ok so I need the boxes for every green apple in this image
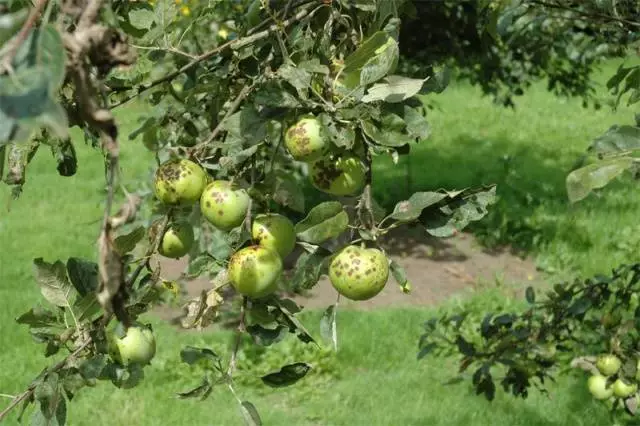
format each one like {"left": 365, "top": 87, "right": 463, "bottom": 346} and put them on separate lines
{"left": 154, "top": 159, "right": 207, "bottom": 206}
{"left": 157, "top": 222, "right": 194, "bottom": 259}
{"left": 596, "top": 354, "right": 622, "bottom": 377}
{"left": 109, "top": 325, "right": 156, "bottom": 366}
{"left": 284, "top": 116, "right": 329, "bottom": 162}
{"left": 228, "top": 245, "right": 283, "bottom": 299}
{"left": 252, "top": 213, "right": 296, "bottom": 258}
{"left": 613, "top": 378, "right": 638, "bottom": 398}
{"left": 309, "top": 153, "right": 366, "bottom": 196}
{"left": 200, "top": 180, "right": 250, "bottom": 231}
{"left": 588, "top": 374, "right": 614, "bottom": 400}
{"left": 328, "top": 245, "right": 389, "bottom": 301}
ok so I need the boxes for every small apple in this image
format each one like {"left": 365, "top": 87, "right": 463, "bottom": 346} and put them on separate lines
{"left": 328, "top": 245, "right": 389, "bottom": 301}
{"left": 309, "top": 153, "right": 367, "bottom": 196}
{"left": 596, "top": 354, "right": 622, "bottom": 377}
{"left": 252, "top": 213, "right": 296, "bottom": 258}
{"left": 157, "top": 222, "right": 194, "bottom": 259}
{"left": 284, "top": 116, "right": 329, "bottom": 162}
{"left": 200, "top": 180, "right": 250, "bottom": 231}
{"left": 154, "top": 159, "right": 207, "bottom": 206}
{"left": 588, "top": 374, "right": 613, "bottom": 400}
{"left": 109, "top": 325, "right": 156, "bottom": 366}
{"left": 613, "top": 378, "right": 638, "bottom": 398}
{"left": 228, "top": 245, "right": 283, "bottom": 299}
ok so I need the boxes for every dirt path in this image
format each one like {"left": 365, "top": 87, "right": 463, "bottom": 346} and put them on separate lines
{"left": 153, "top": 227, "right": 540, "bottom": 322}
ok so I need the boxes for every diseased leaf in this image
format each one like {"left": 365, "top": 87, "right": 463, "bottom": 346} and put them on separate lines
{"left": 272, "top": 173, "right": 305, "bottom": 213}
{"left": 246, "top": 324, "right": 288, "bottom": 346}
{"left": 33, "top": 258, "right": 77, "bottom": 307}
{"left": 566, "top": 157, "right": 633, "bottom": 203}
{"left": 361, "top": 75, "right": 428, "bottom": 103}
{"left": 589, "top": 125, "right": 640, "bottom": 155}
{"left": 16, "top": 307, "right": 58, "bottom": 328}
{"left": 390, "top": 260, "right": 410, "bottom": 293}
{"left": 319, "top": 304, "right": 338, "bottom": 351}
{"left": 295, "top": 202, "right": 349, "bottom": 244}
{"left": 239, "top": 401, "right": 262, "bottom": 426}
{"left": 278, "top": 63, "right": 311, "bottom": 98}
{"left": 390, "top": 191, "right": 447, "bottom": 222}
{"left": 113, "top": 226, "right": 146, "bottom": 255}
{"left": 261, "top": 362, "right": 312, "bottom": 388}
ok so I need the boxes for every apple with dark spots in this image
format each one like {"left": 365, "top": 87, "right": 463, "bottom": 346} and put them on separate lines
{"left": 252, "top": 213, "right": 296, "bottom": 258}
{"left": 309, "top": 153, "right": 366, "bottom": 196}
{"left": 228, "top": 245, "right": 283, "bottom": 299}
{"left": 328, "top": 245, "right": 389, "bottom": 301}
{"left": 200, "top": 180, "right": 250, "bottom": 231}
{"left": 108, "top": 325, "right": 156, "bottom": 366}
{"left": 154, "top": 159, "right": 207, "bottom": 206}
{"left": 284, "top": 116, "right": 329, "bottom": 162}
{"left": 157, "top": 222, "right": 194, "bottom": 259}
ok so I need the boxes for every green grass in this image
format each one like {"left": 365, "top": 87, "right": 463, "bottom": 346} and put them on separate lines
{"left": 373, "top": 57, "right": 640, "bottom": 280}
{"left": 2, "top": 58, "right": 640, "bottom": 425}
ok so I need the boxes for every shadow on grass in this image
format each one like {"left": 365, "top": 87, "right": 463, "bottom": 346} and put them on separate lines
{"left": 372, "top": 133, "right": 634, "bottom": 258}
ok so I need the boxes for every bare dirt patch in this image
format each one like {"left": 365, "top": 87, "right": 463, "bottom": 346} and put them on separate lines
{"left": 152, "top": 227, "right": 541, "bottom": 322}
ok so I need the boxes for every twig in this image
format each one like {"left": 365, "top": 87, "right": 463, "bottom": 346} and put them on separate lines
{"left": 227, "top": 297, "right": 247, "bottom": 377}
{"left": 191, "top": 84, "right": 254, "bottom": 158}
{"left": 527, "top": 0, "right": 640, "bottom": 28}
{"left": 110, "top": 5, "right": 319, "bottom": 109}
{"left": 0, "top": 0, "right": 48, "bottom": 72}
{"left": 0, "top": 339, "right": 92, "bottom": 422}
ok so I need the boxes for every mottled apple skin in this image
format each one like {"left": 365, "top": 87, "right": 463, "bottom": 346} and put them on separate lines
{"left": 252, "top": 213, "right": 296, "bottom": 258}
{"left": 284, "top": 117, "right": 329, "bottom": 162}
{"left": 228, "top": 245, "right": 283, "bottom": 298}
{"left": 328, "top": 245, "right": 389, "bottom": 301}
{"left": 200, "top": 180, "right": 250, "bottom": 231}
{"left": 154, "top": 159, "right": 207, "bottom": 206}
{"left": 310, "top": 153, "right": 366, "bottom": 196}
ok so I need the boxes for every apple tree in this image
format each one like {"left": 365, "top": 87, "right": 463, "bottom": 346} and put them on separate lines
{"left": 416, "top": 1, "right": 640, "bottom": 422}
{"left": 0, "top": 0, "right": 497, "bottom": 424}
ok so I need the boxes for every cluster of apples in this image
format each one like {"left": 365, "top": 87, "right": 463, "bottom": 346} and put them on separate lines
{"left": 587, "top": 354, "right": 640, "bottom": 401}
{"left": 150, "top": 115, "right": 390, "bottom": 301}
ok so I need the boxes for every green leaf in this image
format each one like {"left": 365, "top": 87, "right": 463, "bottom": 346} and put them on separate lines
{"left": 33, "top": 258, "right": 77, "bottom": 308}
{"left": 589, "top": 125, "right": 640, "bottom": 155}
{"left": 16, "top": 307, "right": 58, "bottom": 328}
{"left": 33, "top": 373, "right": 65, "bottom": 426}
{"left": 390, "top": 260, "right": 410, "bottom": 293}
{"left": 66, "top": 258, "right": 98, "bottom": 296}
{"left": 180, "top": 346, "right": 220, "bottom": 370}
{"left": 128, "top": 9, "right": 155, "bottom": 30}
{"left": 272, "top": 173, "right": 305, "bottom": 213}
{"left": 73, "top": 293, "right": 101, "bottom": 322}
{"left": 278, "top": 63, "right": 311, "bottom": 98}
{"left": 37, "top": 25, "right": 65, "bottom": 93}
{"left": 246, "top": 324, "right": 288, "bottom": 346}
{"left": 420, "top": 186, "right": 497, "bottom": 238}
{"left": 79, "top": 355, "right": 108, "bottom": 380}
{"left": 177, "top": 379, "right": 213, "bottom": 400}
{"left": 566, "top": 157, "right": 634, "bottom": 203}
{"left": 361, "top": 119, "right": 414, "bottom": 147}
{"left": 361, "top": 75, "right": 428, "bottom": 103}
{"left": 290, "top": 251, "right": 328, "bottom": 291}
{"left": 295, "top": 202, "right": 349, "bottom": 244}
{"left": 525, "top": 286, "right": 535, "bottom": 304}
{"left": 239, "top": 401, "right": 262, "bottom": 426}
{"left": 318, "top": 113, "right": 356, "bottom": 149}
{"left": 421, "top": 66, "right": 451, "bottom": 94}
{"left": 390, "top": 191, "right": 448, "bottom": 222}
{"left": 260, "top": 363, "right": 312, "bottom": 388}
{"left": 272, "top": 300, "right": 316, "bottom": 344}
{"left": 343, "top": 31, "right": 399, "bottom": 87}
{"left": 62, "top": 372, "right": 86, "bottom": 400}
{"left": 403, "top": 106, "right": 430, "bottom": 139}
{"left": 113, "top": 226, "right": 145, "bottom": 255}
{"left": 0, "top": 9, "right": 28, "bottom": 46}
{"left": 254, "top": 83, "right": 301, "bottom": 108}
{"left": 319, "top": 304, "right": 337, "bottom": 351}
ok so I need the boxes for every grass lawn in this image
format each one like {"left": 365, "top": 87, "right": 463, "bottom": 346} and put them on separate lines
{"left": 1, "top": 57, "right": 639, "bottom": 425}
